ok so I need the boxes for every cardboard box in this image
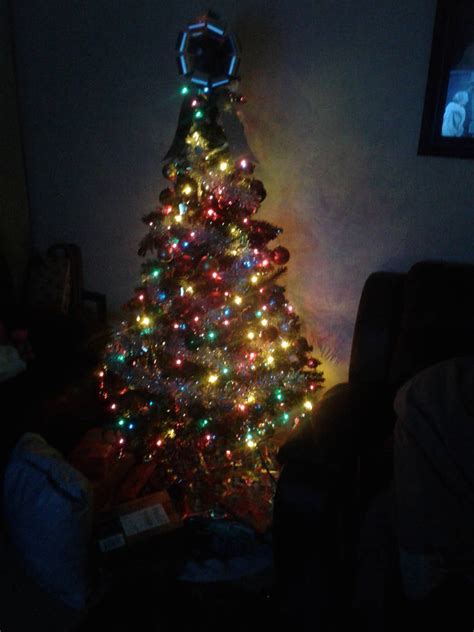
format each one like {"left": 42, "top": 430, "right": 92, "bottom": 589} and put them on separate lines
{"left": 96, "top": 490, "right": 182, "bottom": 554}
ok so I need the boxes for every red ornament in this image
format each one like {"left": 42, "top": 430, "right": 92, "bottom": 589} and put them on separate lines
{"left": 251, "top": 180, "right": 266, "bottom": 202}
{"left": 159, "top": 188, "right": 174, "bottom": 205}
{"left": 271, "top": 246, "right": 290, "bottom": 265}
{"left": 261, "top": 326, "right": 279, "bottom": 342}
{"left": 175, "top": 254, "right": 193, "bottom": 273}
{"left": 296, "top": 337, "right": 312, "bottom": 353}
{"left": 209, "top": 290, "right": 223, "bottom": 307}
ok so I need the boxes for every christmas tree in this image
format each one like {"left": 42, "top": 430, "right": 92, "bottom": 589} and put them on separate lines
{"left": 99, "top": 14, "right": 323, "bottom": 523}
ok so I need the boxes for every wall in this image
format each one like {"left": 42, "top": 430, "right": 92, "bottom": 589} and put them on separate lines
{"left": 0, "top": 0, "right": 29, "bottom": 292}
{"left": 11, "top": 0, "right": 474, "bottom": 386}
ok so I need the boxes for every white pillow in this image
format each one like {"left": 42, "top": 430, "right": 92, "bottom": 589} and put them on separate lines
{"left": 3, "top": 433, "right": 93, "bottom": 610}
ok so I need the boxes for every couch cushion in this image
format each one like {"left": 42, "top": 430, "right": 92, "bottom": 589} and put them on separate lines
{"left": 389, "top": 261, "right": 474, "bottom": 388}
{"left": 3, "top": 433, "right": 92, "bottom": 610}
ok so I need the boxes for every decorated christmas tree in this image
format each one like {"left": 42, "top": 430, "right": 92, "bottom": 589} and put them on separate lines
{"left": 99, "top": 14, "right": 323, "bottom": 524}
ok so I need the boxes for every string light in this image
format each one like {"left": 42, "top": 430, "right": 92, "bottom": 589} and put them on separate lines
{"left": 246, "top": 434, "right": 257, "bottom": 449}
{"left": 100, "top": 53, "right": 325, "bottom": 528}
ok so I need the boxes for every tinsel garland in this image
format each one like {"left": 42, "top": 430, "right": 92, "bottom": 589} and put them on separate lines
{"left": 99, "top": 81, "right": 323, "bottom": 528}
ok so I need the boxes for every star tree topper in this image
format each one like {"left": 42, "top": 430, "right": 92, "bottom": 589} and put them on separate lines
{"left": 176, "top": 12, "right": 240, "bottom": 92}
{"left": 168, "top": 13, "right": 255, "bottom": 163}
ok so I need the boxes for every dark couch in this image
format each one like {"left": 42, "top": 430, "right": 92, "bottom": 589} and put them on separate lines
{"left": 273, "top": 260, "right": 474, "bottom": 631}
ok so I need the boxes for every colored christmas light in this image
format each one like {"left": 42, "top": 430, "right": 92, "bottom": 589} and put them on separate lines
{"left": 99, "top": 14, "right": 324, "bottom": 528}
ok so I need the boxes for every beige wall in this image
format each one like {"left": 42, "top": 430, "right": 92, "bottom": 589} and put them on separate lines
{"left": 11, "top": 1, "right": 474, "bottom": 387}
{"left": 0, "top": 0, "right": 29, "bottom": 293}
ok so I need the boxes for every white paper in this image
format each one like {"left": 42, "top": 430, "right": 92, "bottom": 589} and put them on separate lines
{"left": 119, "top": 503, "right": 170, "bottom": 537}
{"left": 99, "top": 533, "right": 126, "bottom": 552}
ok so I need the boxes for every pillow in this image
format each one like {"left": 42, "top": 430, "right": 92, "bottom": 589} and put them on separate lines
{"left": 3, "top": 433, "right": 92, "bottom": 610}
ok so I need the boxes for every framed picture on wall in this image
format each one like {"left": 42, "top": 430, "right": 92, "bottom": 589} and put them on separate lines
{"left": 418, "top": 0, "right": 474, "bottom": 158}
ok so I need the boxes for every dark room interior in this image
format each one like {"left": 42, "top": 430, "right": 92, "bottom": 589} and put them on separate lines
{"left": 1, "top": 1, "right": 474, "bottom": 630}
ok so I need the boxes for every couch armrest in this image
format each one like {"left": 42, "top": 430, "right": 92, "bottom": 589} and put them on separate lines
{"left": 278, "top": 382, "right": 396, "bottom": 468}
{"left": 349, "top": 272, "right": 405, "bottom": 384}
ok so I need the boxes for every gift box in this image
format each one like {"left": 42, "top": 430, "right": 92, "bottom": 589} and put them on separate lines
{"left": 95, "top": 490, "right": 182, "bottom": 554}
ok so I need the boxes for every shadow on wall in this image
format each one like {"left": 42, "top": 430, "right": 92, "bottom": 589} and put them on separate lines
{"left": 233, "top": 9, "right": 350, "bottom": 385}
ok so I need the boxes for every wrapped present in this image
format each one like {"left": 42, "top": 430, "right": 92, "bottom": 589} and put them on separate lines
{"left": 115, "top": 461, "right": 157, "bottom": 503}
{"left": 95, "top": 490, "right": 182, "bottom": 555}
{"left": 69, "top": 428, "right": 118, "bottom": 480}
{"left": 92, "top": 453, "right": 135, "bottom": 512}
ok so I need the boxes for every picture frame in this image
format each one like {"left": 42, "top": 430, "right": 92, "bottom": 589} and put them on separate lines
{"left": 418, "top": 0, "right": 474, "bottom": 159}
